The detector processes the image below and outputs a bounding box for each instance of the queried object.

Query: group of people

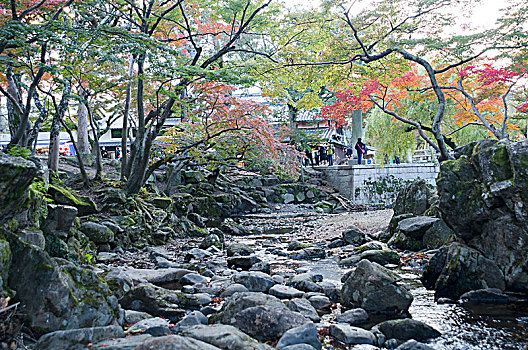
[304,144,335,166]
[304,138,369,167]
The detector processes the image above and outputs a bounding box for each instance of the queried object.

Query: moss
[48,185,98,216]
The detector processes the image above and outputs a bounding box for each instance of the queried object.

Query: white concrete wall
[316,163,439,206]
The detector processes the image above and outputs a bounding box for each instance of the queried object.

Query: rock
[249,261,271,274]
[360,250,400,266]
[288,240,312,251]
[233,271,276,292]
[389,216,439,251]
[48,184,98,216]
[236,305,308,341]
[276,322,321,350]
[341,259,413,314]
[129,317,170,333]
[221,283,249,297]
[211,292,284,325]
[35,326,124,350]
[19,228,46,249]
[353,242,383,254]
[335,308,369,326]
[80,222,114,244]
[395,339,436,350]
[119,284,192,320]
[182,324,275,350]
[459,288,510,304]
[269,284,304,299]
[283,193,295,204]
[134,335,221,350]
[329,324,376,345]
[288,273,323,293]
[393,180,435,216]
[290,247,326,260]
[124,310,153,324]
[7,236,118,335]
[180,273,209,285]
[184,248,213,261]
[173,311,208,332]
[92,334,153,349]
[152,196,172,209]
[41,204,78,239]
[0,153,38,223]
[308,295,331,310]
[422,242,506,299]
[200,234,223,250]
[227,243,254,256]
[436,140,528,292]
[0,239,11,281]
[343,225,367,246]
[221,222,250,236]
[287,298,320,322]
[422,219,455,249]
[339,255,361,266]
[227,255,261,270]
[375,319,441,342]
[388,213,414,236]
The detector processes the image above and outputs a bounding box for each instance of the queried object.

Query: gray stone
[180,273,209,285]
[134,335,221,350]
[249,261,271,274]
[276,322,321,350]
[221,283,249,297]
[343,225,367,246]
[92,334,152,349]
[353,242,383,254]
[80,221,114,244]
[375,319,441,342]
[227,255,261,270]
[341,260,413,314]
[124,310,152,324]
[200,234,223,250]
[280,345,317,350]
[288,240,312,251]
[211,292,284,325]
[288,273,323,293]
[8,236,118,335]
[227,243,254,256]
[422,242,506,299]
[287,298,320,322]
[308,295,331,310]
[397,216,439,238]
[459,288,510,304]
[395,339,436,350]
[284,193,295,204]
[233,271,276,292]
[182,324,275,350]
[19,228,46,249]
[289,247,326,260]
[269,284,305,299]
[359,250,400,266]
[173,311,208,332]
[185,248,213,261]
[422,218,455,249]
[0,153,38,223]
[329,324,376,345]
[393,179,434,216]
[41,204,78,238]
[236,305,308,341]
[128,317,170,333]
[335,308,369,325]
[35,325,124,350]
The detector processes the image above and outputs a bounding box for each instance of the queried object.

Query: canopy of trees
[1,0,527,191]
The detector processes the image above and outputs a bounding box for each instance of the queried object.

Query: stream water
[235,210,528,350]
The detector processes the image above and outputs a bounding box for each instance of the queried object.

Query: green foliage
[7,146,32,159]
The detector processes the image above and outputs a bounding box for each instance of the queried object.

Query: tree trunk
[6,66,24,141]
[86,102,103,179]
[287,103,298,131]
[48,82,71,173]
[77,87,91,164]
[121,55,135,180]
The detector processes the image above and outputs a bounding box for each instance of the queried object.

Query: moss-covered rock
[0,239,11,281]
[0,153,38,224]
[48,185,98,216]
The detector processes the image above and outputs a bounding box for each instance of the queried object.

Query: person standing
[319,145,326,165]
[327,144,334,166]
[354,138,366,165]
[305,146,313,166]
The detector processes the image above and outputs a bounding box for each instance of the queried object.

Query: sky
[282,0,506,32]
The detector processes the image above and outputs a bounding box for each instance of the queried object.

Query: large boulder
[182,324,275,350]
[393,179,435,217]
[134,335,221,350]
[0,153,38,223]
[235,305,308,342]
[341,259,413,314]
[374,319,441,342]
[210,292,284,325]
[34,325,124,350]
[436,139,528,292]
[7,236,119,335]
[421,242,505,300]
[48,185,98,216]
[80,222,115,244]
[41,204,78,239]
[342,225,367,246]
[389,216,439,251]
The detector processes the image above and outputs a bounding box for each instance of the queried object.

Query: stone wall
[315,163,439,205]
